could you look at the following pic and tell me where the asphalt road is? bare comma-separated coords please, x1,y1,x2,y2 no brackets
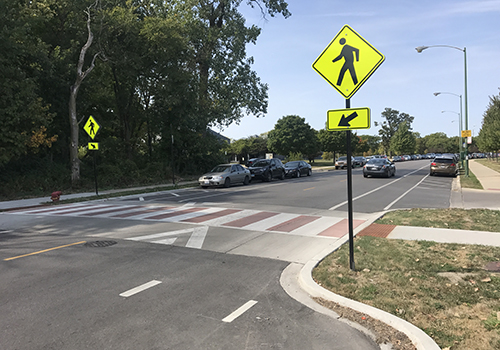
0,159,454,350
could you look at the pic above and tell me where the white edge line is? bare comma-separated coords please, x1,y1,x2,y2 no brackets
119,280,162,298
384,174,429,210
222,300,258,323
329,164,429,210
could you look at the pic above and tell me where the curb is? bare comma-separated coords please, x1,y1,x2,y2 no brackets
287,214,441,350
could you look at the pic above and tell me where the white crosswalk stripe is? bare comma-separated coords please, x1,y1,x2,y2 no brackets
11,203,362,239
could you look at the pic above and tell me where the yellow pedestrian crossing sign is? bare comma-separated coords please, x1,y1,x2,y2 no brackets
327,108,370,131
83,116,100,140
313,25,385,99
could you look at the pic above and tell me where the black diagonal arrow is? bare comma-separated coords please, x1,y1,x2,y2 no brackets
338,112,358,127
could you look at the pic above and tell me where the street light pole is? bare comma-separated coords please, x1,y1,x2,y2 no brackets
434,92,463,168
442,111,461,154
416,45,469,176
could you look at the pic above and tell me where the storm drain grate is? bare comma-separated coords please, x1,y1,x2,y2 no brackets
84,240,117,248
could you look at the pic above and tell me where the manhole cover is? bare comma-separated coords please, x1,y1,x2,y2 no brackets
485,261,500,272
84,240,117,248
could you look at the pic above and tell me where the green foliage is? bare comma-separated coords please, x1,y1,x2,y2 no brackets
317,128,359,156
267,115,320,158
477,92,500,152
0,0,291,192
390,121,416,155
375,108,414,155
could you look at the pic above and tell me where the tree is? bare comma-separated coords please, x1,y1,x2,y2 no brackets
375,108,414,155
267,115,319,158
477,91,500,153
317,127,358,161
423,132,452,153
0,0,56,166
192,0,290,129
390,121,416,155
69,0,103,184
357,135,380,155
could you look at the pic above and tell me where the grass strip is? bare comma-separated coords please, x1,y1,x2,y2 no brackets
313,236,500,350
376,208,500,232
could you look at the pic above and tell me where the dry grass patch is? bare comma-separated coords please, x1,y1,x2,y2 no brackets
313,236,500,349
376,208,500,232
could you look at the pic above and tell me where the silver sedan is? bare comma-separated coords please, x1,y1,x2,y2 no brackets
199,164,251,188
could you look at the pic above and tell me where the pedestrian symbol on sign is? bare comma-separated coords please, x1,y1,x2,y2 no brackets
312,25,385,99
332,38,359,86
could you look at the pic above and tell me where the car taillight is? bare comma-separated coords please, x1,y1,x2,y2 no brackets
451,163,455,167
431,162,436,166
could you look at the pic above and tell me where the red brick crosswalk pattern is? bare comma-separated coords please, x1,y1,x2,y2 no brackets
12,204,366,238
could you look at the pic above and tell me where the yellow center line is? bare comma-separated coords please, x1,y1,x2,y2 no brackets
4,241,87,261
303,187,316,191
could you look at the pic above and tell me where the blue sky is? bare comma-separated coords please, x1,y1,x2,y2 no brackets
221,0,500,141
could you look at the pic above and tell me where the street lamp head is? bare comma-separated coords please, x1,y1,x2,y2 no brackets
433,92,441,96
415,46,428,53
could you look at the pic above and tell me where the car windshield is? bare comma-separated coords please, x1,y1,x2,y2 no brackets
210,165,230,173
338,157,347,161
354,157,363,160
285,161,300,168
253,160,270,167
367,159,385,164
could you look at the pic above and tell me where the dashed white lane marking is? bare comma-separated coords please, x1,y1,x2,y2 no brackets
119,280,162,298
222,300,258,323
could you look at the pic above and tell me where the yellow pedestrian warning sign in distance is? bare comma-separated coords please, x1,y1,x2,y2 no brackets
461,130,472,137
313,25,385,99
83,116,100,140
327,108,370,131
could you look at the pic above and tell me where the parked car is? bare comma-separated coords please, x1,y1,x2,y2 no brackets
363,158,396,178
392,155,403,162
199,164,251,188
284,160,312,178
248,158,285,181
246,158,262,167
335,156,355,169
354,156,367,167
430,156,458,177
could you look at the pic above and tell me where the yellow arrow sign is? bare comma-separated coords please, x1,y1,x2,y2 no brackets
88,142,99,150
327,108,370,131
313,25,385,99
83,116,100,140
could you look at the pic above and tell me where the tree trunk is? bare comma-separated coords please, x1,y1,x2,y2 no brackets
68,4,100,186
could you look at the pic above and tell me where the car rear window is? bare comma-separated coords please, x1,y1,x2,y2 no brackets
434,158,454,164
253,160,270,167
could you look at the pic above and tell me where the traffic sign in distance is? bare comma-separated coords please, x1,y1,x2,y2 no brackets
312,25,385,99
88,142,99,150
327,107,370,131
461,130,472,137
84,116,100,140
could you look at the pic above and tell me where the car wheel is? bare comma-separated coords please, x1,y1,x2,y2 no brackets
386,170,390,178
243,176,250,185
335,166,339,170
307,169,312,176
363,173,367,178
430,172,434,176
296,171,301,178
392,169,396,177
280,171,285,180
224,177,231,188
201,186,208,189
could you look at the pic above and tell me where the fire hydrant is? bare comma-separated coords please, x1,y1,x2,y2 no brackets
51,191,62,202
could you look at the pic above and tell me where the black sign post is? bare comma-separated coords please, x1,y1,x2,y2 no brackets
345,99,355,271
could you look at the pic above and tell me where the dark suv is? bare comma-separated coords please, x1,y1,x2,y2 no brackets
248,158,285,181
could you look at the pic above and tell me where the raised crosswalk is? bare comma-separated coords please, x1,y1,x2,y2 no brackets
11,203,366,239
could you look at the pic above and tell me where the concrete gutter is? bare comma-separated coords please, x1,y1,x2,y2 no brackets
282,218,441,350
